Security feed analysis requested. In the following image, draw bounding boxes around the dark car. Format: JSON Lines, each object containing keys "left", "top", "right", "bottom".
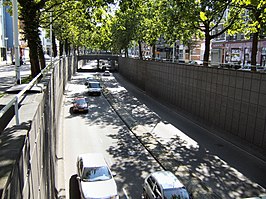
{"left": 72, "top": 97, "right": 88, "bottom": 113}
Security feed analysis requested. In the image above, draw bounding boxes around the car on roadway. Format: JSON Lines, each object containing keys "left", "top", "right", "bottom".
{"left": 103, "top": 70, "right": 111, "bottom": 76}
{"left": 85, "top": 76, "right": 97, "bottom": 86}
{"left": 72, "top": 97, "right": 88, "bottom": 113}
{"left": 142, "top": 171, "right": 191, "bottom": 199}
{"left": 76, "top": 153, "right": 119, "bottom": 199}
{"left": 87, "top": 81, "right": 102, "bottom": 96}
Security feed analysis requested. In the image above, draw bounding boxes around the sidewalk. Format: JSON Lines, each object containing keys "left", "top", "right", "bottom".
{"left": 0, "top": 61, "right": 31, "bottom": 93}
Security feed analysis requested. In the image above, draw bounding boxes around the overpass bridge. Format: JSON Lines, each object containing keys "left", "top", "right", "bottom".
{"left": 77, "top": 54, "right": 119, "bottom": 72}
{"left": 77, "top": 54, "right": 119, "bottom": 61}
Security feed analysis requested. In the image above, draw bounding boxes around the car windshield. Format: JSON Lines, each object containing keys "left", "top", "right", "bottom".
{"left": 89, "top": 82, "right": 100, "bottom": 88}
{"left": 82, "top": 166, "right": 112, "bottom": 182}
{"left": 164, "top": 188, "right": 190, "bottom": 199}
{"left": 76, "top": 98, "right": 86, "bottom": 105}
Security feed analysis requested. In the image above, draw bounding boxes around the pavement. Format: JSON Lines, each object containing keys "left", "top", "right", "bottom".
{"left": 0, "top": 60, "right": 31, "bottom": 94}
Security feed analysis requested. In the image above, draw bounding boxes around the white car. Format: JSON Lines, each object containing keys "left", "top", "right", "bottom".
{"left": 76, "top": 153, "right": 119, "bottom": 199}
{"left": 103, "top": 70, "right": 111, "bottom": 76}
{"left": 87, "top": 81, "right": 102, "bottom": 96}
{"left": 143, "top": 171, "right": 191, "bottom": 199}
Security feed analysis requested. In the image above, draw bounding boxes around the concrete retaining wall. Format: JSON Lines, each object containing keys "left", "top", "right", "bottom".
{"left": 0, "top": 56, "right": 76, "bottom": 198}
{"left": 118, "top": 57, "right": 266, "bottom": 150}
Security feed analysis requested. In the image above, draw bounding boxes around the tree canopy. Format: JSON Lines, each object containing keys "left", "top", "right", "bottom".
{"left": 6, "top": 0, "right": 266, "bottom": 77}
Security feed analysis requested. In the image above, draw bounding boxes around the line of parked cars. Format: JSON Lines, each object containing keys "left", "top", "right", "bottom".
{"left": 237, "top": 65, "right": 266, "bottom": 72}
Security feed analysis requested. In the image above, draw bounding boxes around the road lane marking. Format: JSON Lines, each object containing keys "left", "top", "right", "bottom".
{"left": 123, "top": 187, "right": 130, "bottom": 199}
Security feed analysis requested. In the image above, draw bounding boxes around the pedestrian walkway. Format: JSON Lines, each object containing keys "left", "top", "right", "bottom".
{"left": 0, "top": 61, "right": 31, "bottom": 93}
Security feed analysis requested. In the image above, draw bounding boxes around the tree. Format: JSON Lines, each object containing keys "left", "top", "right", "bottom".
{"left": 17, "top": 0, "right": 46, "bottom": 76}
{"left": 137, "top": 0, "right": 165, "bottom": 59}
{"left": 110, "top": 0, "right": 143, "bottom": 57}
{"left": 163, "top": 0, "right": 242, "bottom": 66}
{"left": 5, "top": 0, "right": 115, "bottom": 77}
{"left": 231, "top": 0, "right": 266, "bottom": 69}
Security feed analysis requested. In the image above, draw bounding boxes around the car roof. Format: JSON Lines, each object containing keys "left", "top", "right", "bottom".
{"left": 78, "top": 153, "right": 107, "bottom": 167}
{"left": 74, "top": 97, "right": 86, "bottom": 101}
{"left": 151, "top": 171, "right": 184, "bottom": 189}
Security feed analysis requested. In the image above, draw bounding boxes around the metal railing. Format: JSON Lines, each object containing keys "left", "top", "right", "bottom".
{"left": 0, "top": 60, "right": 56, "bottom": 125}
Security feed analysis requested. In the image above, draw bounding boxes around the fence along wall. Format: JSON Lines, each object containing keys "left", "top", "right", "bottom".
{"left": 0, "top": 56, "right": 76, "bottom": 198}
{"left": 118, "top": 57, "right": 266, "bottom": 150}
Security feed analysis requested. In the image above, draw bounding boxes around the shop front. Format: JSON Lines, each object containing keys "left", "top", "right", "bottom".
{"left": 224, "top": 40, "right": 266, "bottom": 66}
{"left": 211, "top": 43, "right": 224, "bottom": 65}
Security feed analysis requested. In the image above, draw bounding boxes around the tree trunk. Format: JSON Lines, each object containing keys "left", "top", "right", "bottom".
{"left": 28, "top": 39, "right": 41, "bottom": 77}
{"left": 52, "top": 32, "right": 57, "bottom": 57}
{"left": 204, "top": 34, "right": 211, "bottom": 67}
{"left": 138, "top": 41, "right": 142, "bottom": 60}
{"left": 152, "top": 44, "right": 156, "bottom": 59}
{"left": 38, "top": 41, "right": 45, "bottom": 70}
{"left": 251, "top": 32, "right": 259, "bottom": 71}
{"left": 125, "top": 47, "right": 128, "bottom": 57}
{"left": 59, "top": 41, "right": 63, "bottom": 56}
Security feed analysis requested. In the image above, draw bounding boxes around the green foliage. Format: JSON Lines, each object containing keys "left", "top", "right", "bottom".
{"left": 21, "top": 75, "right": 33, "bottom": 84}
{"left": 0, "top": 92, "right": 5, "bottom": 99}
{"left": 231, "top": 0, "right": 266, "bottom": 35}
{"left": 6, "top": 0, "right": 265, "bottom": 66}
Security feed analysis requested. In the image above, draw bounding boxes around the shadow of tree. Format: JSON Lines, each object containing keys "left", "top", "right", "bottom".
{"left": 102, "top": 73, "right": 266, "bottom": 198}
{"left": 0, "top": 121, "right": 31, "bottom": 198}
{"left": 65, "top": 72, "right": 266, "bottom": 199}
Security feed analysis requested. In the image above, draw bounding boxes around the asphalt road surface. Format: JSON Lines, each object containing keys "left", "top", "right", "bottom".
{"left": 60, "top": 61, "right": 266, "bottom": 199}
{"left": 111, "top": 73, "right": 266, "bottom": 199}
{"left": 61, "top": 72, "right": 162, "bottom": 199}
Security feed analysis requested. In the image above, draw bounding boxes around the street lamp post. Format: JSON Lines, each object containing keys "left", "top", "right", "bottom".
{"left": 4, "top": 37, "right": 8, "bottom": 64}
{"left": 12, "top": 0, "right": 21, "bottom": 84}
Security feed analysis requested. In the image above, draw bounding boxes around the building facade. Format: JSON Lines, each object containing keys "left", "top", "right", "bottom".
{"left": 212, "top": 37, "right": 266, "bottom": 67}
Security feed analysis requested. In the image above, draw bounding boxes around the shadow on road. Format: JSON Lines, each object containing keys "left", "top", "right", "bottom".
{"left": 69, "top": 174, "right": 81, "bottom": 199}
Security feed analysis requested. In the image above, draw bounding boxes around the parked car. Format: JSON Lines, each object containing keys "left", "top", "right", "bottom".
{"left": 87, "top": 81, "right": 102, "bottom": 96}
{"left": 238, "top": 65, "right": 266, "bottom": 72}
{"left": 188, "top": 60, "right": 203, "bottom": 65}
{"left": 143, "top": 171, "right": 191, "bottom": 199}
{"left": 103, "top": 70, "right": 111, "bottom": 76}
{"left": 44, "top": 54, "right": 52, "bottom": 60}
{"left": 72, "top": 97, "right": 88, "bottom": 113}
{"left": 76, "top": 153, "right": 119, "bottom": 199}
